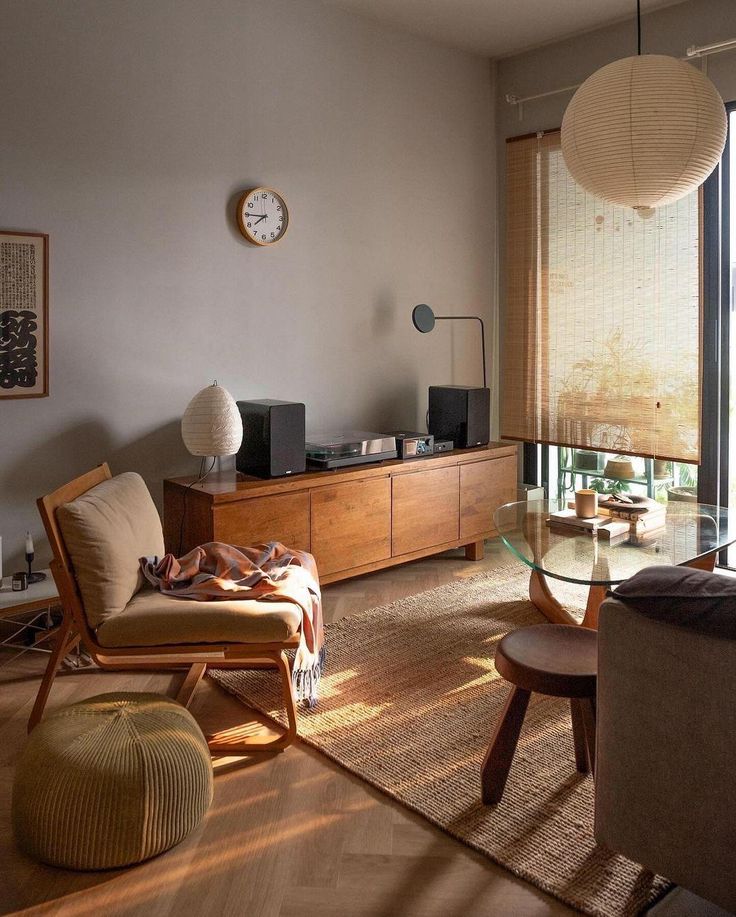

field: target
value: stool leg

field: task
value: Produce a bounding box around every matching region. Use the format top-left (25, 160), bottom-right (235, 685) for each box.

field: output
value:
top-left (579, 696), bottom-right (596, 776)
top-left (570, 699), bottom-right (590, 774)
top-left (481, 686), bottom-right (531, 805)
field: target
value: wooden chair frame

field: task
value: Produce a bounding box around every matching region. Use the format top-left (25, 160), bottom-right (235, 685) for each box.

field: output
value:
top-left (32, 463), bottom-right (300, 755)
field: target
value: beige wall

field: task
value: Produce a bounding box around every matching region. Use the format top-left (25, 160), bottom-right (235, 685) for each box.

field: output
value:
top-left (0, 0), bottom-right (496, 571)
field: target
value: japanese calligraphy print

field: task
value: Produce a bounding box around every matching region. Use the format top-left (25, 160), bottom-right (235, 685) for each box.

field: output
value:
top-left (0, 232), bottom-right (48, 398)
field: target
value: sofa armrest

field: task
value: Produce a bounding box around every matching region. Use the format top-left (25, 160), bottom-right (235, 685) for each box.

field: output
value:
top-left (595, 596), bottom-right (736, 912)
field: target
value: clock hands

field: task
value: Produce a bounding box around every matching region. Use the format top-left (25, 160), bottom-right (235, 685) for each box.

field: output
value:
top-left (251, 213), bottom-right (268, 224)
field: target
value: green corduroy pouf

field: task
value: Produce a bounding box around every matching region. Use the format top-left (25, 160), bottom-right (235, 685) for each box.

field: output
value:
top-left (12, 692), bottom-right (213, 870)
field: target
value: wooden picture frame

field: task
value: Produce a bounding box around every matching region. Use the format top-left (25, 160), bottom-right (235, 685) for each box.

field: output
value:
top-left (0, 230), bottom-right (49, 398)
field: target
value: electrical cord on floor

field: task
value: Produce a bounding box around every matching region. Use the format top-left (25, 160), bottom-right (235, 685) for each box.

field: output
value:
top-left (177, 456), bottom-right (216, 557)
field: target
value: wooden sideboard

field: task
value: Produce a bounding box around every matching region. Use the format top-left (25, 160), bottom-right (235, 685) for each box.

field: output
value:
top-left (164, 442), bottom-right (518, 585)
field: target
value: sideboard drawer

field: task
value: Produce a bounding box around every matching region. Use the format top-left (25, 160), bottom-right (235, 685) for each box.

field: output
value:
top-left (310, 477), bottom-right (391, 576)
top-left (392, 466), bottom-right (459, 556)
top-left (213, 492), bottom-right (310, 552)
top-left (460, 455), bottom-right (517, 539)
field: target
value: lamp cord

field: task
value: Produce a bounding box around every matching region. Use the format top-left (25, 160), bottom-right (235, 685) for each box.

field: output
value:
top-left (177, 456), bottom-right (217, 557)
top-left (637, 0), bottom-right (641, 54)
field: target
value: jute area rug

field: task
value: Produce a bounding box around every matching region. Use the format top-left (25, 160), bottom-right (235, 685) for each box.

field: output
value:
top-left (210, 563), bottom-right (670, 917)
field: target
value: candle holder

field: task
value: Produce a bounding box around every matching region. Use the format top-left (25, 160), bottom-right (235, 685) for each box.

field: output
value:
top-left (25, 551), bottom-right (46, 585)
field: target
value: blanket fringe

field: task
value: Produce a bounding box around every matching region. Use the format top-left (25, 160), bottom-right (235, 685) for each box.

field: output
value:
top-left (292, 645), bottom-right (326, 709)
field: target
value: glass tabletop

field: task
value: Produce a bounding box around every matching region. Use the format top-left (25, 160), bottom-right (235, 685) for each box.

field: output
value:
top-left (494, 499), bottom-right (736, 586)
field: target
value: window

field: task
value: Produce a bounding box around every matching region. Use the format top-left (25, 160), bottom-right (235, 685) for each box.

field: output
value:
top-left (502, 130), bottom-right (702, 464)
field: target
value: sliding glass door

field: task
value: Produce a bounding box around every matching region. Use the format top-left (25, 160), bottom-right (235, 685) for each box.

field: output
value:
top-left (726, 105), bottom-right (736, 563)
top-left (695, 99), bottom-right (735, 566)
top-left (523, 100), bottom-right (734, 568)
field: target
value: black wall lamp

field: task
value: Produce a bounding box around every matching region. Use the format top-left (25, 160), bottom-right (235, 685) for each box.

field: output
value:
top-left (411, 304), bottom-right (487, 389)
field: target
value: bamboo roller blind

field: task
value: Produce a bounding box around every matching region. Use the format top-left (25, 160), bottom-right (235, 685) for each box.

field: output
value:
top-left (500, 130), bottom-right (702, 464)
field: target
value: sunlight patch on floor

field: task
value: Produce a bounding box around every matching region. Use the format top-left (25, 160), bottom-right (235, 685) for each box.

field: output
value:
top-left (446, 657), bottom-right (502, 695)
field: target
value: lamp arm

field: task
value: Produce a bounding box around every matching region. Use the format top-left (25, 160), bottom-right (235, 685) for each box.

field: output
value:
top-left (434, 315), bottom-right (487, 389)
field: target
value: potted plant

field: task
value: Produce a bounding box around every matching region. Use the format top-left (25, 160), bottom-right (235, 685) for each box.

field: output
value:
top-left (575, 449), bottom-right (601, 471)
top-left (589, 478), bottom-right (632, 497)
top-left (667, 462), bottom-right (697, 503)
top-left (653, 459), bottom-right (671, 479)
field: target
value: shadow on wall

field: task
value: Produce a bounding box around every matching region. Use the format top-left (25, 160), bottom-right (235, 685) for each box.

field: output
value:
top-left (1, 418), bottom-right (192, 571)
top-left (371, 291), bottom-right (397, 339)
top-left (363, 385), bottom-right (420, 433)
top-left (3, 380), bottom-right (425, 573)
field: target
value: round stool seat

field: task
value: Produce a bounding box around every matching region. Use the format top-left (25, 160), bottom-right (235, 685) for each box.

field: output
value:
top-left (495, 623), bottom-right (597, 698)
top-left (12, 693), bottom-right (213, 870)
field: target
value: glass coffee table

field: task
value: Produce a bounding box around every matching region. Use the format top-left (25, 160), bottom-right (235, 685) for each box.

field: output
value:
top-left (494, 499), bottom-right (736, 629)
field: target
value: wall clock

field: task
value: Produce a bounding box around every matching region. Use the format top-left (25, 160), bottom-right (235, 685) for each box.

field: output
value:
top-left (237, 187), bottom-right (289, 246)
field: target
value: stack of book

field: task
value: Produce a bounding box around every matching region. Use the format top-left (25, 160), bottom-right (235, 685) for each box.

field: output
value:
top-left (547, 509), bottom-right (631, 545)
top-left (553, 496), bottom-right (668, 547)
top-left (598, 496), bottom-right (667, 546)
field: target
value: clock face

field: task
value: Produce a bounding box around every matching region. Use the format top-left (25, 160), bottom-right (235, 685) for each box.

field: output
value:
top-left (237, 188), bottom-right (289, 245)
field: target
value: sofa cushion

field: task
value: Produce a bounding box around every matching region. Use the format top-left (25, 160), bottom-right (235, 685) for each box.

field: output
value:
top-left (612, 565), bottom-right (736, 638)
top-left (95, 585), bottom-right (301, 647)
top-left (57, 472), bottom-right (165, 628)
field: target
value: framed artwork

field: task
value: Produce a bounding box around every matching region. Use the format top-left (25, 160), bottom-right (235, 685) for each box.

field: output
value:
top-left (0, 230), bottom-right (49, 398)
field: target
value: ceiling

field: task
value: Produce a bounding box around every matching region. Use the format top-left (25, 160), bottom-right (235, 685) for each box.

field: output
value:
top-left (323, 0), bottom-right (685, 57)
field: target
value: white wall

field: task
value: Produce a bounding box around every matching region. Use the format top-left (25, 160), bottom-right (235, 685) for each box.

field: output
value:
top-left (0, 0), bottom-right (496, 571)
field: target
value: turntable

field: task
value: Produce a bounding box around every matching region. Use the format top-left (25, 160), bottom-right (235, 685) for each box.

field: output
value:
top-left (305, 431), bottom-right (397, 469)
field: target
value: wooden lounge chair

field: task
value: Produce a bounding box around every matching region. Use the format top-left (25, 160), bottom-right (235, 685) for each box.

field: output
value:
top-left (32, 463), bottom-right (300, 755)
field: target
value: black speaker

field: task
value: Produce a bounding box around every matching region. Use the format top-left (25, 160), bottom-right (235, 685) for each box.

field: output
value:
top-left (236, 399), bottom-right (306, 478)
top-left (428, 386), bottom-right (490, 449)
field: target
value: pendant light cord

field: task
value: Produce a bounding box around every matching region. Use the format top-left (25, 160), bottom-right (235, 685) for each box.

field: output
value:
top-left (637, 0), bottom-right (642, 54)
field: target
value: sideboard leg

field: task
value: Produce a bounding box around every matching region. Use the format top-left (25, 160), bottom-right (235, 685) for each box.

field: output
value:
top-left (465, 540), bottom-right (484, 561)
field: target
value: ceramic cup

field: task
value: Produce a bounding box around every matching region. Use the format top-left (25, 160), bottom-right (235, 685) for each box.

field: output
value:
top-left (575, 489), bottom-right (598, 519)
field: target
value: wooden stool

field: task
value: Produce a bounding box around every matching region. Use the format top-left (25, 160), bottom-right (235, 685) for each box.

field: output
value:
top-left (481, 623), bottom-right (597, 805)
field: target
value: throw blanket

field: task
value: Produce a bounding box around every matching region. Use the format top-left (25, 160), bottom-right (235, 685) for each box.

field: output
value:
top-left (140, 541), bottom-right (324, 707)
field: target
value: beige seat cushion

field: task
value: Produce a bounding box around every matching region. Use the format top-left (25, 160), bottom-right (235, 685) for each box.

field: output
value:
top-left (96, 585), bottom-right (301, 647)
top-left (57, 472), bottom-right (165, 628)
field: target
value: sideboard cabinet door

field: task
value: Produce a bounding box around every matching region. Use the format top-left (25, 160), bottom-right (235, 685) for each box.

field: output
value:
top-left (391, 466), bottom-right (460, 557)
top-left (460, 455), bottom-right (518, 540)
top-left (213, 492), bottom-right (311, 552)
top-left (310, 477), bottom-right (391, 576)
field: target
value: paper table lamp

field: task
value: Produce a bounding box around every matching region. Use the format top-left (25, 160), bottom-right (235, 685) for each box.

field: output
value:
top-left (181, 382), bottom-right (243, 458)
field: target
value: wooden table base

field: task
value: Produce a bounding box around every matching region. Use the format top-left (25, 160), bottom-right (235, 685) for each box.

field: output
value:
top-left (528, 551), bottom-right (718, 631)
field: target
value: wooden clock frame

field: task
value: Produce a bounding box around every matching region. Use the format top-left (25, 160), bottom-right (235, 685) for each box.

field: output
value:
top-left (237, 187), bottom-right (289, 246)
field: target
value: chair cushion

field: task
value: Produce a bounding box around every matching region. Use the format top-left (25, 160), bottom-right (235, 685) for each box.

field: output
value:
top-left (612, 565), bottom-right (736, 639)
top-left (57, 472), bottom-right (165, 628)
top-left (96, 585), bottom-right (301, 647)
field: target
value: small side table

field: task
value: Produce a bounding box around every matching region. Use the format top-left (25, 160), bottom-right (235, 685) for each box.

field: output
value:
top-left (0, 571), bottom-right (61, 668)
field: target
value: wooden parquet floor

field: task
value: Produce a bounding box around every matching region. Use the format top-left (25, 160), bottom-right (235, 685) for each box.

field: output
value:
top-left (0, 544), bottom-right (718, 917)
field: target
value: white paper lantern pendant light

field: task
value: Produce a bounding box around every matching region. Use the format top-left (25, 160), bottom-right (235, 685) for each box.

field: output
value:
top-left (561, 0), bottom-right (727, 210)
top-left (181, 381), bottom-right (243, 458)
